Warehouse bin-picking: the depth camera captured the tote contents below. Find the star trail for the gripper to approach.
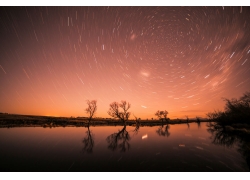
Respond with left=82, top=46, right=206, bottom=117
left=0, top=6, right=249, bottom=119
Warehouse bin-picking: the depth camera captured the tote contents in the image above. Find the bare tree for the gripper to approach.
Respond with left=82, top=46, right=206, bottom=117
left=155, top=110, right=169, bottom=123
left=107, top=100, right=131, bottom=125
left=85, top=100, right=97, bottom=124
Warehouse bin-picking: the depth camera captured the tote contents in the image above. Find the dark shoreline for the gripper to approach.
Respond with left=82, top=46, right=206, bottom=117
left=0, top=113, right=209, bottom=128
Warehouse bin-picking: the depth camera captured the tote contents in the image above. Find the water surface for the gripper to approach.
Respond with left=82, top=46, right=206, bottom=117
left=0, top=122, right=248, bottom=171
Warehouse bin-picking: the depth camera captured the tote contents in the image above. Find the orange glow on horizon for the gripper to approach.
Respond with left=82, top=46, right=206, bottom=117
left=0, top=7, right=249, bottom=119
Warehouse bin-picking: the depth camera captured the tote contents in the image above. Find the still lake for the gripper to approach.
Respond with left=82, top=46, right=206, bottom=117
left=0, top=122, right=248, bottom=171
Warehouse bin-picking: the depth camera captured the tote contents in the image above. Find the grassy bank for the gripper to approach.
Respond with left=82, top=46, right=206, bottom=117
left=0, top=113, right=209, bottom=128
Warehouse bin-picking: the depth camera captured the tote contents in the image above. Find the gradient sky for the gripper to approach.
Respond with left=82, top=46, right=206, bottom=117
left=0, top=6, right=250, bottom=119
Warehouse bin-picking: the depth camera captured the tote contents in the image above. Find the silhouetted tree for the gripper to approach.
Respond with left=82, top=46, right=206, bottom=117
left=107, top=100, right=131, bottom=125
left=82, top=125, right=94, bottom=153
left=207, top=92, right=250, bottom=169
left=207, top=91, right=250, bottom=125
left=106, top=125, right=130, bottom=152
left=85, top=100, right=97, bottom=124
left=155, top=110, right=169, bottom=123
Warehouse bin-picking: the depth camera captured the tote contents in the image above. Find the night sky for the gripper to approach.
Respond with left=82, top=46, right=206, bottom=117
left=0, top=6, right=249, bottom=119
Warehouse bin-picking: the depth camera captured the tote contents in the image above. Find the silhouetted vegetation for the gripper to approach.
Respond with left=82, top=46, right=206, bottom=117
left=107, top=100, right=131, bottom=125
left=207, top=92, right=250, bottom=126
left=82, top=125, right=94, bottom=153
left=155, top=110, right=169, bottom=123
left=196, top=116, right=201, bottom=123
left=85, top=100, right=97, bottom=124
left=206, top=92, right=250, bottom=170
left=0, top=113, right=209, bottom=128
left=106, top=125, right=130, bottom=152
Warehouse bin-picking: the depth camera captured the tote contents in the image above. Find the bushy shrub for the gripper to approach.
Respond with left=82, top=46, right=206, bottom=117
left=207, top=92, right=250, bottom=125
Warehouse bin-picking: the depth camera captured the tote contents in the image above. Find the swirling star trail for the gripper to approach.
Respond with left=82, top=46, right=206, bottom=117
left=0, top=6, right=249, bottom=119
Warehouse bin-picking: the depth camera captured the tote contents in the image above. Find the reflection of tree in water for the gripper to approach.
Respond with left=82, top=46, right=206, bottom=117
left=156, top=124, right=170, bottom=137
left=196, top=117, right=201, bottom=128
left=106, top=125, right=131, bottom=152
left=207, top=124, right=236, bottom=148
left=197, top=121, right=201, bottom=128
left=106, top=122, right=141, bottom=152
left=133, top=116, right=141, bottom=135
left=82, top=125, right=94, bottom=153
left=186, top=116, right=190, bottom=129
left=207, top=122, right=250, bottom=170
left=238, top=140, right=250, bottom=170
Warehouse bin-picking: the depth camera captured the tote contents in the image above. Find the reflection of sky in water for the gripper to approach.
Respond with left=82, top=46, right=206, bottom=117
left=0, top=123, right=248, bottom=171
